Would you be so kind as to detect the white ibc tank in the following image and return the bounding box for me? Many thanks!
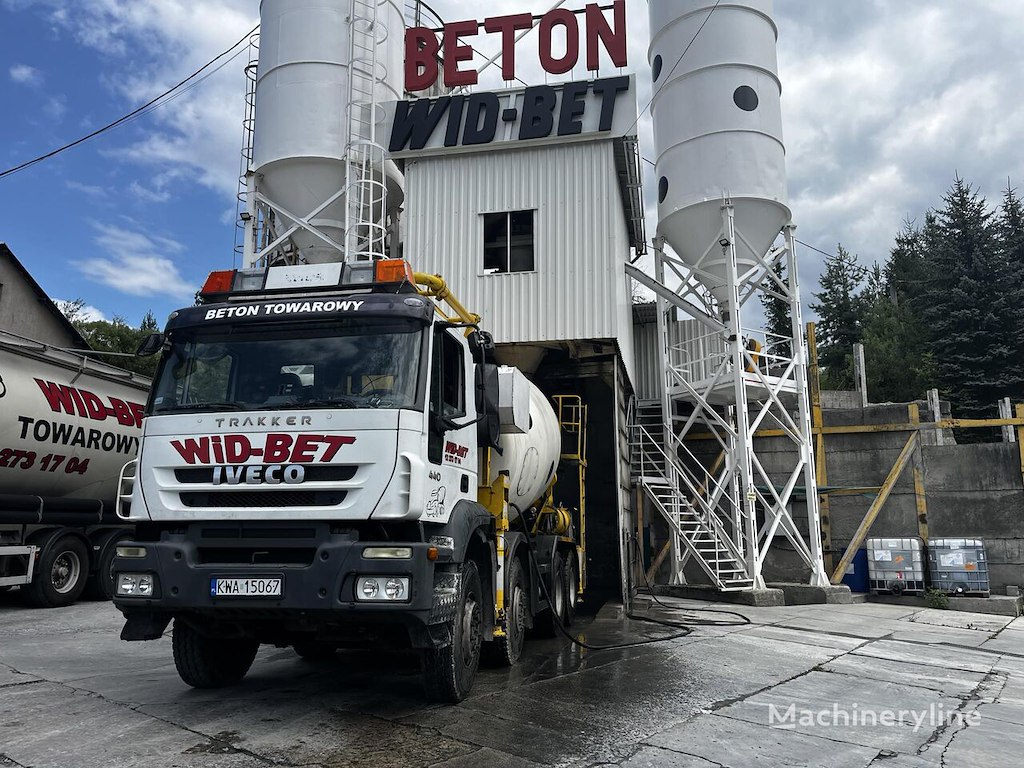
[253,0,405,263]
[490,381,561,517]
[648,0,790,302]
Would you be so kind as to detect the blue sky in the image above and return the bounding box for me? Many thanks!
[2,1,1024,328]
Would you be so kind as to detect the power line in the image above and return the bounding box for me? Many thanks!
[795,239,836,260]
[0,24,258,180]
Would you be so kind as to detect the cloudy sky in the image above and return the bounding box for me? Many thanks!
[1,0,1022,327]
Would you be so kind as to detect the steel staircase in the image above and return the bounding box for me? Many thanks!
[630,400,754,591]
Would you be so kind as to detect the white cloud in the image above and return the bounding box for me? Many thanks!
[76,222,195,298]
[9,63,43,86]
[53,298,107,322]
[42,93,66,120]
[65,180,106,198]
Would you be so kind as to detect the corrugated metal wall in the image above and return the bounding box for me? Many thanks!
[633,313,728,401]
[403,140,636,385]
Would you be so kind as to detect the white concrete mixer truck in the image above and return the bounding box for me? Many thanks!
[0,331,149,606]
[111,261,583,702]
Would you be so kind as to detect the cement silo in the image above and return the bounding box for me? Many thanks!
[252,0,405,264]
[648,0,789,302]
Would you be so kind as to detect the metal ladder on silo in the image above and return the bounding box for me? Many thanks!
[345,0,389,261]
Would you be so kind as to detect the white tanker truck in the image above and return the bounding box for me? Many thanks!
[112,262,584,701]
[0,330,149,606]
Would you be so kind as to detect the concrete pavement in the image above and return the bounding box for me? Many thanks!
[1,593,1022,767]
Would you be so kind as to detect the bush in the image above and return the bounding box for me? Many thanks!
[925,588,949,610]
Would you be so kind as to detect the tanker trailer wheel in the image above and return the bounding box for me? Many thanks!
[172,619,260,689]
[482,557,528,667]
[25,534,89,608]
[534,551,566,638]
[422,559,483,702]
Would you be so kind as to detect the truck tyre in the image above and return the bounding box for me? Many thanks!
[293,641,337,661]
[482,557,527,667]
[563,550,578,628]
[172,619,260,689]
[534,551,565,638]
[84,532,130,601]
[422,559,483,703]
[25,534,89,608]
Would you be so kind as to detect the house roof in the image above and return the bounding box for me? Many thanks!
[0,242,91,350]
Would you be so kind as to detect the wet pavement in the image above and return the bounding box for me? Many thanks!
[1,593,1022,767]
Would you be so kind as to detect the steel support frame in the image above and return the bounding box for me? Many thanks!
[646,202,828,590]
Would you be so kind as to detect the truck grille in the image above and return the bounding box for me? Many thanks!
[174,466,357,483]
[179,491,347,508]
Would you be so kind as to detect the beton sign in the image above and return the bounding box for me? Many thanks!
[388,1,635,156]
[404,1,626,91]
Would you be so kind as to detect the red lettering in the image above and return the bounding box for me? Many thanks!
[586,0,627,71]
[443,19,478,88]
[405,27,440,91]
[483,13,533,82]
[320,435,357,462]
[539,9,579,75]
[265,433,292,463]
[129,402,145,428]
[109,397,135,427]
[80,389,107,420]
[224,435,251,463]
[170,437,210,465]
[34,379,76,416]
[291,434,321,464]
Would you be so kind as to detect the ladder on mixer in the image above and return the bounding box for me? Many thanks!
[630,400,754,591]
[345,0,389,261]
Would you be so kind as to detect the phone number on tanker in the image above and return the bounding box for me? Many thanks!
[0,449,90,474]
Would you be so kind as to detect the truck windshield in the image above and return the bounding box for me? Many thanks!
[149,318,424,414]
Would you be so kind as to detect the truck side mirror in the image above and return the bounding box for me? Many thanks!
[136,333,165,357]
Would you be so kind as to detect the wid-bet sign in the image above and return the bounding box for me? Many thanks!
[405,1,627,91]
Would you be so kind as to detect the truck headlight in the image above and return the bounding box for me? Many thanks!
[355,576,410,601]
[116,573,156,597]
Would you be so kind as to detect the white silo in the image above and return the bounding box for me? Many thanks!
[648,0,789,303]
[252,0,406,264]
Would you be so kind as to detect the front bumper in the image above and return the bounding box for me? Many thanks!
[112,523,444,644]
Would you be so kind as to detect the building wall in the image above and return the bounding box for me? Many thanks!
[403,140,636,385]
[0,252,80,348]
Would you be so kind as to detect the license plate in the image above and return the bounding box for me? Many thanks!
[210,577,282,597]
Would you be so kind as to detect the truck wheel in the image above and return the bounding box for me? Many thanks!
[172,619,259,689]
[293,641,337,661]
[482,557,527,667]
[563,551,578,628]
[422,559,483,703]
[534,551,565,638]
[84,532,130,601]
[25,535,89,608]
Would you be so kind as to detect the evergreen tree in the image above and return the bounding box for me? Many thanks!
[810,244,868,389]
[918,177,1007,433]
[760,262,792,367]
[993,183,1024,401]
[56,300,160,378]
[860,225,934,402]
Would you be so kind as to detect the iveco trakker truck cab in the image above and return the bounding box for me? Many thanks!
[112,260,582,702]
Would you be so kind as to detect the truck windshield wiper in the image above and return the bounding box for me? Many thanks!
[275,398,359,409]
[154,401,245,413]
